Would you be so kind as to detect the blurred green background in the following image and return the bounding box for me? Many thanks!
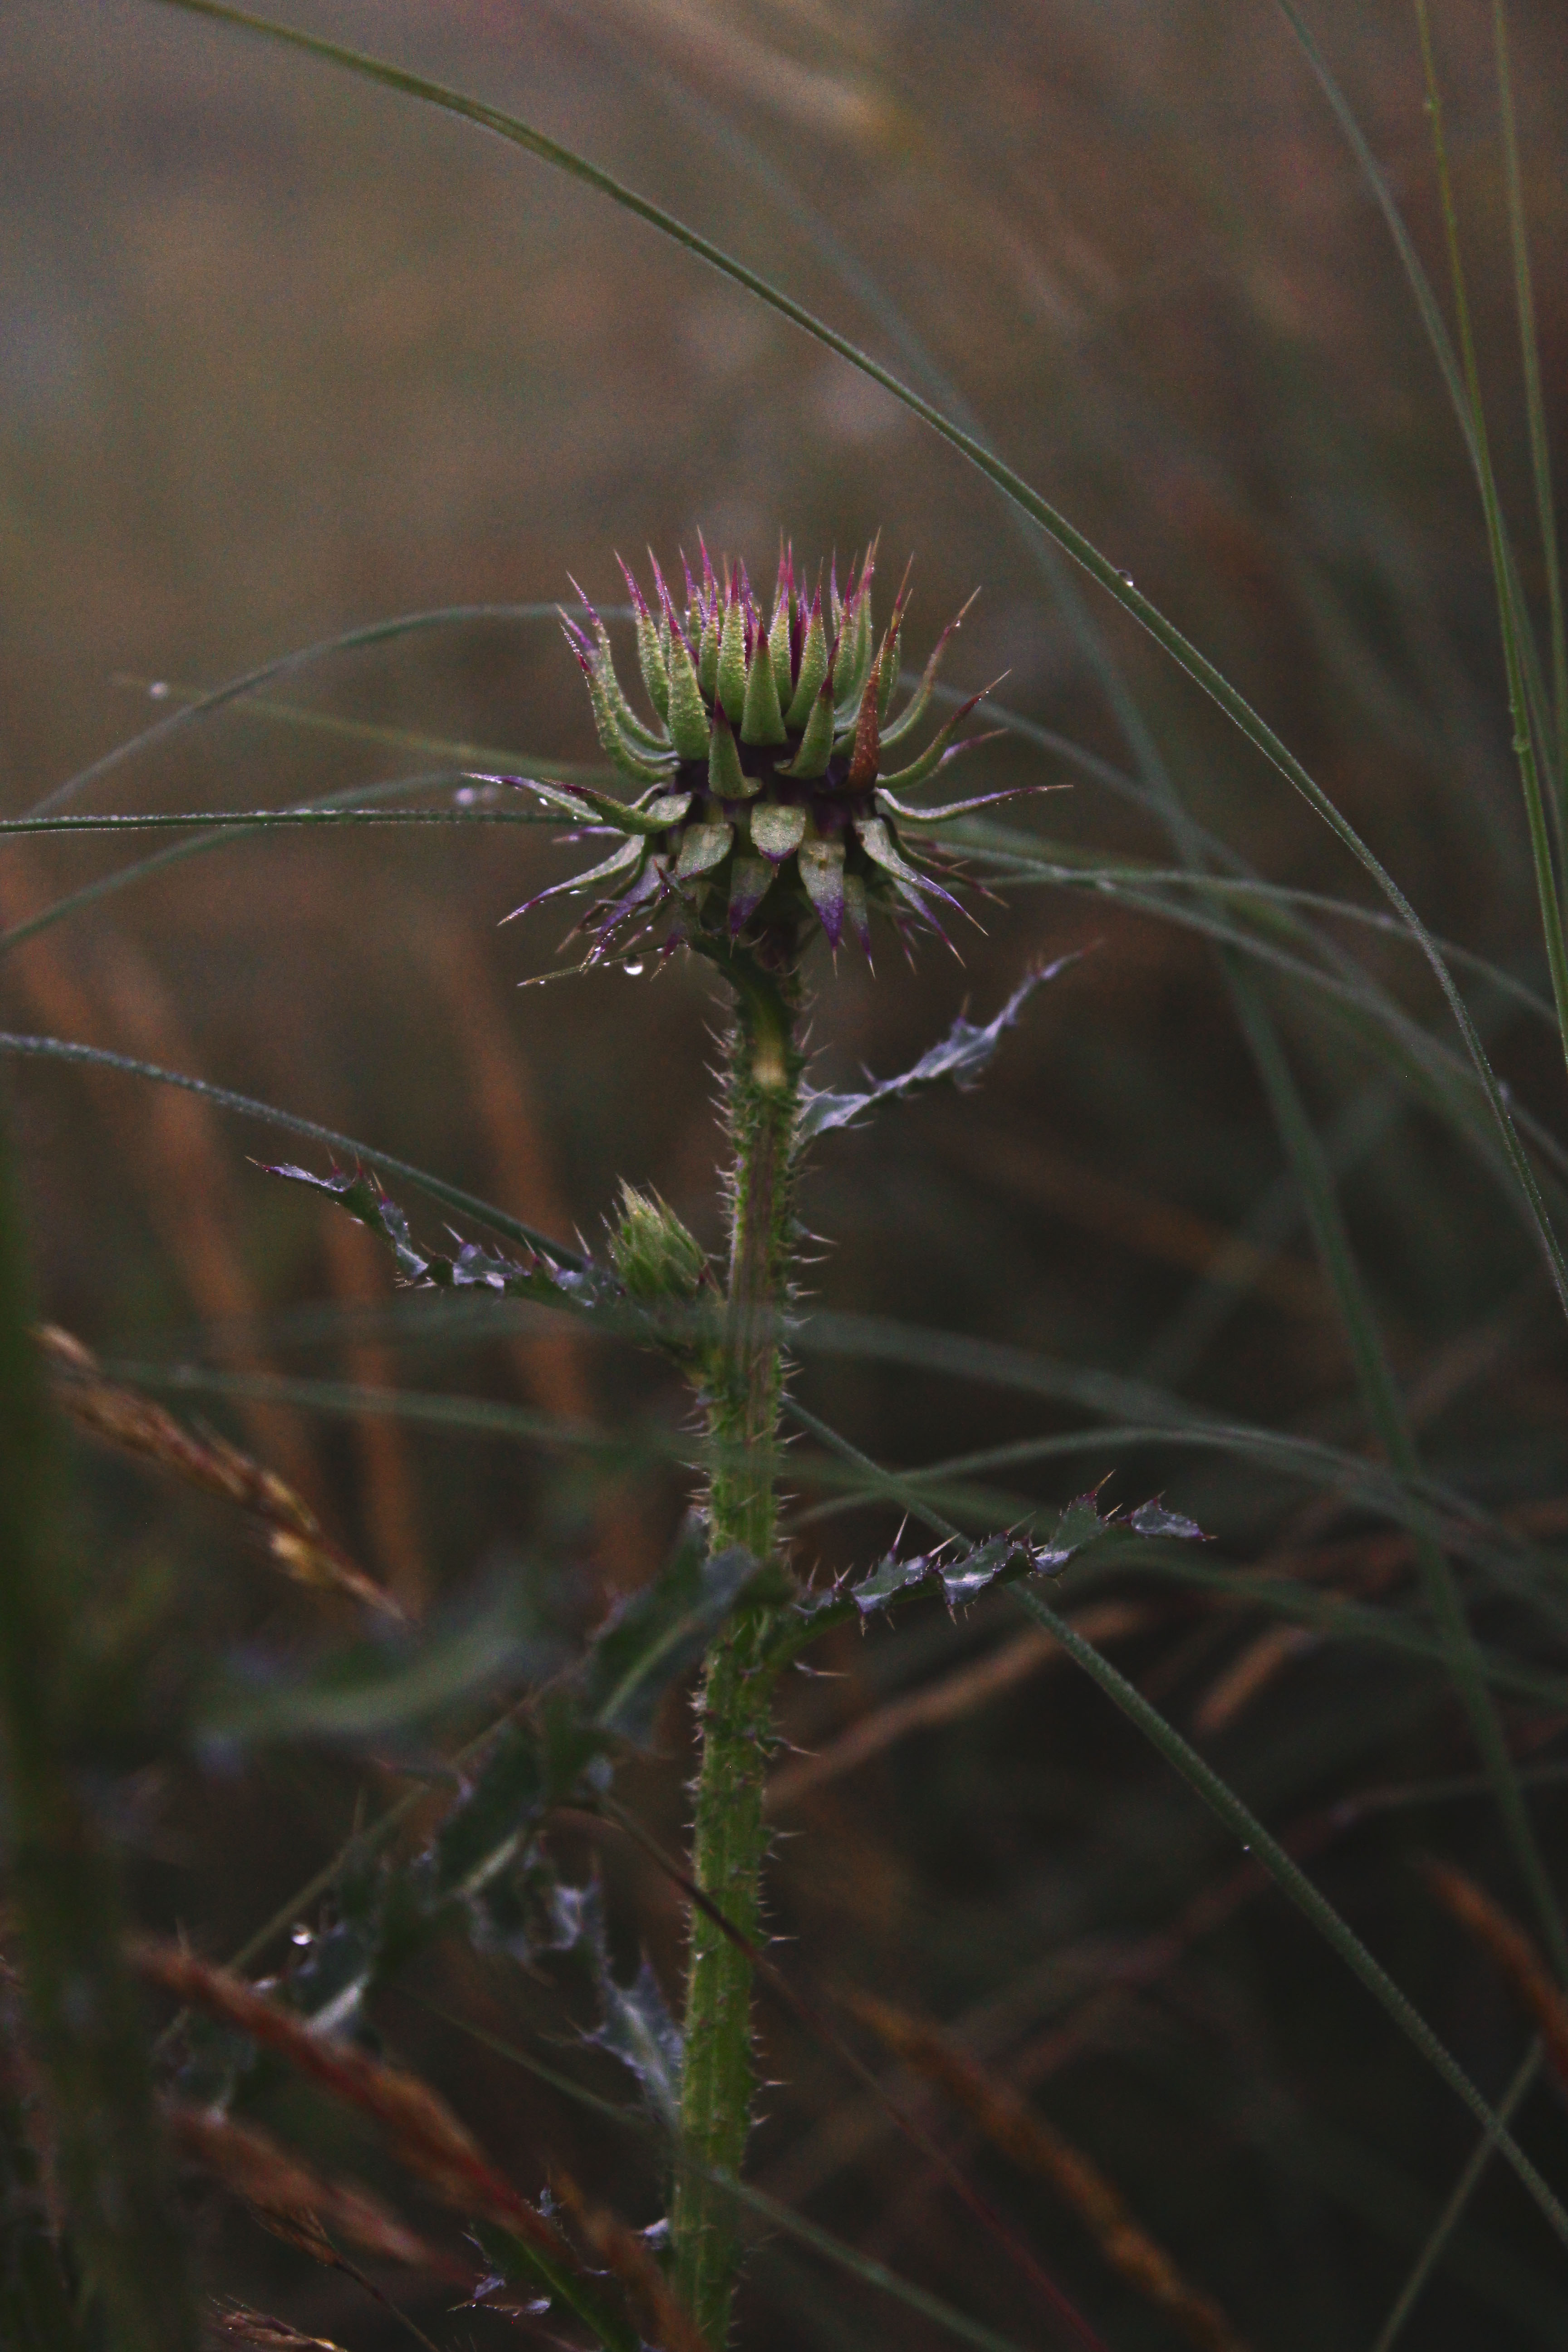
[5,1,1568,2345]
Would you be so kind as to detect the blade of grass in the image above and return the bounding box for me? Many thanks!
[1270,0,1561,810]
[970,844,1558,1034]
[0,771,468,958]
[146,0,1568,1323]
[956,841,1568,1224]
[577,0,1188,845]
[894,0,1549,1987]
[1229,971,1568,1971]
[0,1032,585,1265]
[1416,3,1568,1075]
[0,808,568,836]
[111,671,615,778]
[1491,3,1568,814]
[23,603,571,818]
[1368,2038,1543,2352]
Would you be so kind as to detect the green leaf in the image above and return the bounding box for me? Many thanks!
[798,956,1079,1140]
[581,1517,768,1745]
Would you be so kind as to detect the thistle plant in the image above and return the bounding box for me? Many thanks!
[537,540,992,2333]
[200,538,1191,2350]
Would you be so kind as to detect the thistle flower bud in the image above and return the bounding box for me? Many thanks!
[506,540,1029,972]
[608,1181,710,1306]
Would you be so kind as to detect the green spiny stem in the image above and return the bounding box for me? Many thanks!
[0,1085,199,2352]
[672,970,802,2342]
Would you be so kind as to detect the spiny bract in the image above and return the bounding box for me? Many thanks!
[506,539,1026,969]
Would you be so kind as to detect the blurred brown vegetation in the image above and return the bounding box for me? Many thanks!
[4,0,1568,2345]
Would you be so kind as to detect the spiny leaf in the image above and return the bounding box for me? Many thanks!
[796,1493,1206,1634]
[578,1883,683,2136]
[798,956,1082,1140]
[266,1164,617,1314]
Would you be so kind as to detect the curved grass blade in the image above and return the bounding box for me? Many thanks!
[1271,0,1560,813]
[1491,3,1567,809]
[1415,4,1568,1073]
[112,670,617,779]
[955,836,1568,1224]
[970,842,1558,1035]
[1009,1590,1568,2250]
[0,809,565,838]
[1230,965,1568,1970]
[147,0,1568,1318]
[25,603,571,818]
[0,1033,584,1266]
[791,1311,1552,1553]
[0,771,466,959]
[94,1363,618,1458]
[1369,2039,1543,2352]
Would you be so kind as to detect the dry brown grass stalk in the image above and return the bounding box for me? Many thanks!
[766,1602,1151,1812]
[1192,1622,1321,1737]
[207,2307,349,2350]
[319,1212,430,1612]
[40,1325,402,1618]
[163,2100,458,2278]
[131,1939,572,2269]
[848,1992,1251,2352]
[0,858,317,1488]
[417,914,595,1426]
[1423,1861,1568,2087]
[938,1127,1329,1320]
[417,911,656,1606]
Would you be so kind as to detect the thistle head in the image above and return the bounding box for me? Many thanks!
[506,538,1027,974]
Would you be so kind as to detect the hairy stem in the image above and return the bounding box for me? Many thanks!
[0,1087,198,2352]
[672,971,801,2340]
